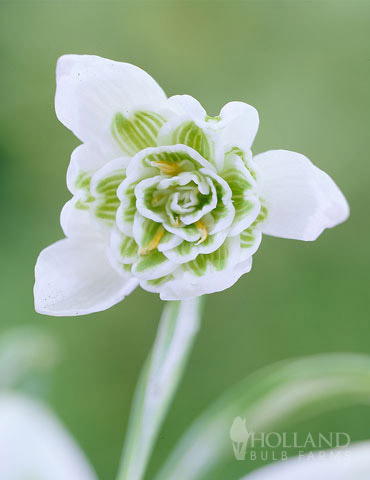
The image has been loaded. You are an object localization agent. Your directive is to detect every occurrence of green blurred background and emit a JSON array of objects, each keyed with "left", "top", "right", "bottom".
[{"left": 1, "top": 0, "right": 370, "bottom": 478}]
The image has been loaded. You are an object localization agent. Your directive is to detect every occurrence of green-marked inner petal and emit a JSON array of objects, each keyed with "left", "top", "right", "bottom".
[
  {"left": 93, "top": 169, "right": 126, "bottom": 223},
  {"left": 254, "top": 203, "right": 268, "bottom": 224},
  {"left": 222, "top": 150, "right": 260, "bottom": 235},
  {"left": 133, "top": 213, "right": 172, "bottom": 254},
  {"left": 204, "top": 174, "right": 234, "bottom": 234},
  {"left": 163, "top": 222, "right": 201, "bottom": 242},
  {"left": 117, "top": 180, "right": 140, "bottom": 235},
  {"left": 170, "top": 120, "right": 214, "bottom": 160},
  {"left": 163, "top": 230, "right": 227, "bottom": 264},
  {"left": 112, "top": 111, "right": 166, "bottom": 156},
  {"left": 132, "top": 250, "right": 176, "bottom": 280},
  {"left": 240, "top": 228, "right": 257, "bottom": 249},
  {"left": 74, "top": 172, "right": 95, "bottom": 210},
  {"left": 119, "top": 235, "right": 139, "bottom": 263},
  {"left": 134, "top": 252, "right": 164, "bottom": 273},
  {"left": 184, "top": 240, "right": 230, "bottom": 277},
  {"left": 146, "top": 274, "right": 174, "bottom": 287},
  {"left": 226, "top": 146, "right": 256, "bottom": 180},
  {"left": 110, "top": 227, "right": 138, "bottom": 266}
]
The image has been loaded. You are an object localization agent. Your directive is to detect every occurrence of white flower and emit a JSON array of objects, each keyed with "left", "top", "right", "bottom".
[
  {"left": 241, "top": 443, "right": 370, "bottom": 480},
  {"left": 34, "top": 55, "right": 349, "bottom": 315},
  {"left": 0, "top": 393, "right": 97, "bottom": 480}
]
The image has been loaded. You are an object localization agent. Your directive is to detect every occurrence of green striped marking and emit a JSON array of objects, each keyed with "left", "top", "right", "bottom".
[
  {"left": 240, "top": 228, "right": 256, "bottom": 249},
  {"left": 210, "top": 182, "right": 230, "bottom": 223},
  {"left": 134, "top": 250, "right": 169, "bottom": 273},
  {"left": 185, "top": 242, "right": 229, "bottom": 277},
  {"left": 226, "top": 146, "right": 256, "bottom": 180},
  {"left": 139, "top": 218, "right": 164, "bottom": 250},
  {"left": 74, "top": 172, "right": 95, "bottom": 210},
  {"left": 120, "top": 181, "right": 139, "bottom": 227},
  {"left": 112, "top": 111, "right": 166, "bottom": 156},
  {"left": 171, "top": 121, "right": 213, "bottom": 160},
  {"left": 222, "top": 167, "right": 253, "bottom": 221},
  {"left": 240, "top": 203, "right": 267, "bottom": 250},
  {"left": 119, "top": 235, "right": 139, "bottom": 262},
  {"left": 205, "top": 115, "right": 221, "bottom": 122},
  {"left": 121, "top": 263, "right": 133, "bottom": 273},
  {"left": 93, "top": 169, "right": 126, "bottom": 223},
  {"left": 146, "top": 274, "right": 174, "bottom": 287},
  {"left": 75, "top": 171, "right": 91, "bottom": 190},
  {"left": 252, "top": 203, "right": 268, "bottom": 226}
]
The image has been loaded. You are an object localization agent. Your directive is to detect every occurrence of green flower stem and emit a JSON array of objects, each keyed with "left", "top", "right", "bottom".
[{"left": 116, "top": 297, "right": 204, "bottom": 480}]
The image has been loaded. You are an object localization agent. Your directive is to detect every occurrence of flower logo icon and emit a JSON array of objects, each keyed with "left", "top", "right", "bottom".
[{"left": 230, "top": 417, "right": 251, "bottom": 460}]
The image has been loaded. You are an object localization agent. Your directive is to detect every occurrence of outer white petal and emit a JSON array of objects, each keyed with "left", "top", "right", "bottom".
[
  {"left": 242, "top": 442, "right": 370, "bottom": 480},
  {"left": 165, "top": 97, "right": 259, "bottom": 151},
  {"left": 218, "top": 101, "right": 259, "bottom": 150},
  {"left": 34, "top": 239, "right": 138, "bottom": 316},
  {"left": 255, "top": 150, "right": 349, "bottom": 240},
  {"left": 0, "top": 394, "right": 97, "bottom": 480},
  {"left": 166, "top": 94, "right": 207, "bottom": 120},
  {"left": 55, "top": 55, "right": 167, "bottom": 150}
]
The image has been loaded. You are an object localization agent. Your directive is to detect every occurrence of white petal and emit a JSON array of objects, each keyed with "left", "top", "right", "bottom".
[
  {"left": 242, "top": 443, "right": 370, "bottom": 480},
  {"left": 166, "top": 95, "right": 207, "bottom": 120},
  {"left": 218, "top": 101, "right": 259, "bottom": 150},
  {"left": 166, "top": 97, "right": 259, "bottom": 152},
  {"left": 60, "top": 198, "right": 107, "bottom": 241},
  {"left": 255, "top": 150, "right": 349, "bottom": 240},
  {"left": 55, "top": 55, "right": 167, "bottom": 151},
  {"left": 158, "top": 257, "right": 253, "bottom": 301},
  {"left": 34, "top": 239, "right": 138, "bottom": 316},
  {"left": 66, "top": 143, "right": 108, "bottom": 194},
  {"left": 0, "top": 394, "right": 97, "bottom": 480}
]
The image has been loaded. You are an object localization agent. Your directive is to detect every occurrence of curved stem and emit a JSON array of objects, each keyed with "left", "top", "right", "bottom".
[{"left": 116, "top": 297, "right": 204, "bottom": 480}]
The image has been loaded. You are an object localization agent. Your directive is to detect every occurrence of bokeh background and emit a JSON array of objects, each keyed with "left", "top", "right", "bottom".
[{"left": 1, "top": 0, "right": 370, "bottom": 479}]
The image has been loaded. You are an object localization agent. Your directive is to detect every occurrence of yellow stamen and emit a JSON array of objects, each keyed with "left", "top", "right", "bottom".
[
  {"left": 195, "top": 220, "right": 208, "bottom": 244},
  {"left": 152, "top": 161, "right": 181, "bottom": 176},
  {"left": 139, "top": 226, "right": 165, "bottom": 255},
  {"left": 171, "top": 216, "right": 181, "bottom": 227}
]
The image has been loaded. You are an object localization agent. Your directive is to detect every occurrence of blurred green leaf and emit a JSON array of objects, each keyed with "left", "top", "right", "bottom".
[
  {"left": 0, "top": 327, "right": 60, "bottom": 390},
  {"left": 116, "top": 298, "right": 203, "bottom": 480},
  {"left": 156, "top": 354, "right": 370, "bottom": 480}
]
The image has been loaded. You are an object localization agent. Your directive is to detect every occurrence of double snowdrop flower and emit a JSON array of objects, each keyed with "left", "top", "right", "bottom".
[{"left": 34, "top": 55, "right": 349, "bottom": 316}]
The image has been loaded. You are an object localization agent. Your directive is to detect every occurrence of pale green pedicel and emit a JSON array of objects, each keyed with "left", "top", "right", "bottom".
[{"left": 116, "top": 298, "right": 203, "bottom": 480}]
